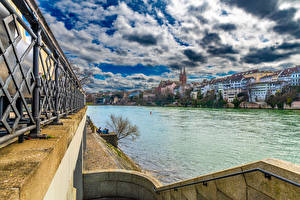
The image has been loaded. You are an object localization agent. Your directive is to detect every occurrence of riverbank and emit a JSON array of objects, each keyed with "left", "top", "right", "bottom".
[
  {"left": 87, "top": 100, "right": 300, "bottom": 110},
  {"left": 84, "top": 126, "right": 141, "bottom": 172}
]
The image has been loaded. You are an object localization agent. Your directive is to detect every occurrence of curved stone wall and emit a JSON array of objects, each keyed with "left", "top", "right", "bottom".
[
  {"left": 83, "top": 169, "right": 162, "bottom": 200},
  {"left": 156, "top": 159, "right": 300, "bottom": 200}
]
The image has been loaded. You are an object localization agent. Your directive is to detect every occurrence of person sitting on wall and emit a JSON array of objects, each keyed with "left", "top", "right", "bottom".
[
  {"left": 97, "top": 127, "right": 102, "bottom": 134},
  {"left": 103, "top": 128, "right": 109, "bottom": 134}
]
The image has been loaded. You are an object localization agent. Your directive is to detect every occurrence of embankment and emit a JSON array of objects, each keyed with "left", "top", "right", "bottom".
[{"left": 84, "top": 127, "right": 141, "bottom": 172}]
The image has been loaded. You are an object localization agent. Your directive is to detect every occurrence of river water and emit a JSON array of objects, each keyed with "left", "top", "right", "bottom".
[{"left": 87, "top": 106, "right": 300, "bottom": 184}]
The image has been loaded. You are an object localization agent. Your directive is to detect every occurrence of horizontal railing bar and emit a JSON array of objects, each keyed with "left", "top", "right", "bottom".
[
  {"left": 0, "top": 124, "right": 36, "bottom": 145},
  {"left": 0, "top": 111, "right": 73, "bottom": 145},
  {"left": 154, "top": 168, "right": 300, "bottom": 193},
  {"left": 0, "top": 0, "right": 37, "bottom": 39}
]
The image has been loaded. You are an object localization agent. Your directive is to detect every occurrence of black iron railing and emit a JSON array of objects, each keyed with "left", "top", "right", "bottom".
[
  {"left": 0, "top": 0, "right": 85, "bottom": 144},
  {"left": 154, "top": 168, "right": 300, "bottom": 193}
]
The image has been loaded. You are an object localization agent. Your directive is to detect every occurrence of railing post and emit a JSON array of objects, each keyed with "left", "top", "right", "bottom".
[
  {"left": 30, "top": 24, "right": 41, "bottom": 138},
  {"left": 52, "top": 54, "right": 63, "bottom": 125},
  {"left": 16, "top": 98, "right": 24, "bottom": 143}
]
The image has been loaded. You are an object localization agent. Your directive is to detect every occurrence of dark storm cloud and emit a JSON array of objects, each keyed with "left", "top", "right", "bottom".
[
  {"left": 220, "top": 0, "right": 278, "bottom": 18},
  {"left": 208, "top": 45, "right": 238, "bottom": 55},
  {"left": 123, "top": 33, "right": 158, "bottom": 46},
  {"left": 182, "top": 60, "right": 199, "bottom": 67},
  {"left": 242, "top": 47, "right": 293, "bottom": 64},
  {"left": 273, "top": 21, "right": 300, "bottom": 38},
  {"left": 269, "top": 8, "right": 297, "bottom": 23},
  {"left": 277, "top": 42, "right": 300, "bottom": 50},
  {"left": 220, "top": 0, "right": 300, "bottom": 38},
  {"left": 183, "top": 49, "right": 206, "bottom": 63},
  {"left": 169, "top": 63, "right": 181, "bottom": 70},
  {"left": 215, "top": 23, "right": 237, "bottom": 32},
  {"left": 199, "top": 32, "right": 221, "bottom": 47},
  {"left": 130, "top": 76, "right": 147, "bottom": 81}
]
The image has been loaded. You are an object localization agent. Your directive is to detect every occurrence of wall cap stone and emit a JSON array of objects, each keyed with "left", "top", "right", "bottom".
[{"left": 0, "top": 107, "right": 87, "bottom": 200}]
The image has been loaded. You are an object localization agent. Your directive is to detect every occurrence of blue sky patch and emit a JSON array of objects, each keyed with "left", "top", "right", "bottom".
[
  {"left": 216, "top": 71, "right": 237, "bottom": 77},
  {"left": 97, "top": 63, "right": 170, "bottom": 76}
]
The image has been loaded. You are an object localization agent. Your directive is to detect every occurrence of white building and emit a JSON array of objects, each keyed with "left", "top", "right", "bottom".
[
  {"left": 290, "top": 67, "right": 300, "bottom": 86},
  {"left": 249, "top": 81, "right": 287, "bottom": 102}
]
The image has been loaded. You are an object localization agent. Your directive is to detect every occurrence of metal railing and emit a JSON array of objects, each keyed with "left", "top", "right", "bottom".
[
  {"left": 154, "top": 168, "right": 300, "bottom": 193},
  {"left": 0, "top": 0, "right": 85, "bottom": 144}
]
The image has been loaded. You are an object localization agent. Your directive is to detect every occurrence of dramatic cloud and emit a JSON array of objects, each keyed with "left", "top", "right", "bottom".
[
  {"left": 123, "top": 33, "right": 158, "bottom": 46},
  {"left": 242, "top": 47, "right": 293, "bottom": 64},
  {"left": 208, "top": 45, "right": 238, "bottom": 55},
  {"left": 183, "top": 49, "right": 206, "bottom": 63},
  {"left": 221, "top": 0, "right": 300, "bottom": 38},
  {"left": 37, "top": 0, "right": 300, "bottom": 91},
  {"left": 215, "top": 23, "right": 237, "bottom": 32}
]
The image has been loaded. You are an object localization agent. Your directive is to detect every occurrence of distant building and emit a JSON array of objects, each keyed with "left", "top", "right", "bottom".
[
  {"left": 277, "top": 66, "right": 300, "bottom": 86},
  {"left": 161, "top": 82, "right": 177, "bottom": 95},
  {"left": 143, "top": 93, "right": 156, "bottom": 100},
  {"left": 179, "top": 67, "right": 187, "bottom": 85},
  {"left": 291, "top": 68, "right": 300, "bottom": 86},
  {"left": 249, "top": 81, "right": 288, "bottom": 102},
  {"left": 158, "top": 81, "right": 178, "bottom": 95},
  {"left": 224, "top": 88, "right": 244, "bottom": 102}
]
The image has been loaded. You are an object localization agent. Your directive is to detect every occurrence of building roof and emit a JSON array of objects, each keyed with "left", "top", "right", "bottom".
[{"left": 278, "top": 66, "right": 300, "bottom": 77}]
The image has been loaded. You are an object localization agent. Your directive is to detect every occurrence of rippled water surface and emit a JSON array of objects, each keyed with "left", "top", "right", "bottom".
[{"left": 87, "top": 106, "right": 300, "bottom": 184}]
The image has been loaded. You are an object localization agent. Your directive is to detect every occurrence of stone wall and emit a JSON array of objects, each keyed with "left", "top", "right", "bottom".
[
  {"left": 156, "top": 159, "right": 300, "bottom": 200},
  {"left": 99, "top": 133, "right": 118, "bottom": 147},
  {"left": 0, "top": 107, "right": 87, "bottom": 200},
  {"left": 83, "top": 169, "right": 162, "bottom": 200}
]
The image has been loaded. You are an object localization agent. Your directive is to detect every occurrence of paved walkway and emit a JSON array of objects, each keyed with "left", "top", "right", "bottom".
[{"left": 83, "top": 129, "right": 120, "bottom": 171}]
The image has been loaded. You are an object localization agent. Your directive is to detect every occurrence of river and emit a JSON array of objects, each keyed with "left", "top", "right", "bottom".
[{"left": 87, "top": 106, "right": 300, "bottom": 184}]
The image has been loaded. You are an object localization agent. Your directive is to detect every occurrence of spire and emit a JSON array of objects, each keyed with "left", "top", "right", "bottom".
[{"left": 183, "top": 66, "right": 186, "bottom": 75}]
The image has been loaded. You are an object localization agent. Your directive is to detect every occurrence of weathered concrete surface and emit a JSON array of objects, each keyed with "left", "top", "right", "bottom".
[
  {"left": 157, "top": 159, "right": 300, "bottom": 200},
  {"left": 0, "top": 107, "right": 87, "bottom": 200},
  {"left": 83, "top": 169, "right": 162, "bottom": 200}
]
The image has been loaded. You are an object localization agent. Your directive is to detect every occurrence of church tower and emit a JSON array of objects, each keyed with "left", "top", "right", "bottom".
[{"left": 179, "top": 67, "right": 187, "bottom": 85}]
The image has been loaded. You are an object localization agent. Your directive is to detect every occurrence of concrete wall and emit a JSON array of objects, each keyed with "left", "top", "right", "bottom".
[
  {"left": 43, "top": 114, "right": 86, "bottom": 200},
  {"left": 156, "top": 159, "right": 300, "bottom": 200},
  {"left": 83, "top": 169, "right": 162, "bottom": 200}
]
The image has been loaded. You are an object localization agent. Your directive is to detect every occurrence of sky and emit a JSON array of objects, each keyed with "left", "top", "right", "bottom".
[{"left": 37, "top": 0, "right": 300, "bottom": 92}]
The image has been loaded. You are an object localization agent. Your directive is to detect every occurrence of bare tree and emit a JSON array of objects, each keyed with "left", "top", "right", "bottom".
[{"left": 106, "top": 114, "right": 140, "bottom": 141}]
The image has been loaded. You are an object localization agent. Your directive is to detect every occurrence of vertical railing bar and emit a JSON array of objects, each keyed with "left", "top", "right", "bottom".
[{"left": 30, "top": 24, "right": 41, "bottom": 138}]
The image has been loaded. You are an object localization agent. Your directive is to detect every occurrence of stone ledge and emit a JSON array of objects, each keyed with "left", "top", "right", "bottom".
[
  {"left": 0, "top": 107, "right": 87, "bottom": 200},
  {"left": 83, "top": 169, "right": 162, "bottom": 200},
  {"left": 157, "top": 159, "right": 300, "bottom": 200}
]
